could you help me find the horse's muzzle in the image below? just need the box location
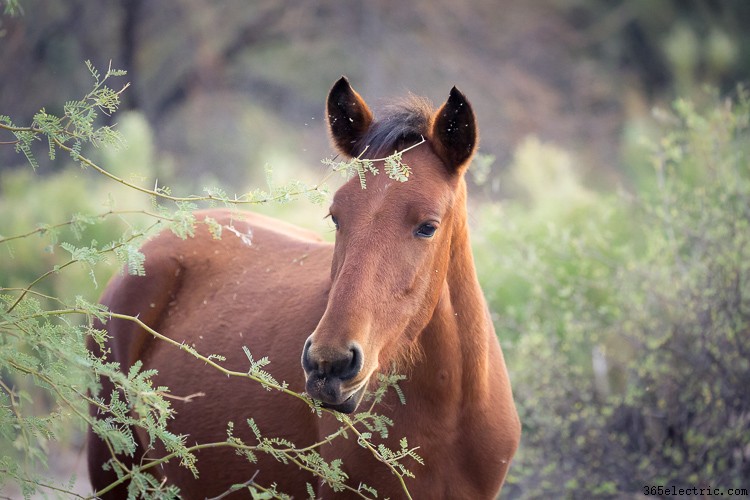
[302,337,365,413]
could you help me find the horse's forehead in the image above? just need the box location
[334,147,454,213]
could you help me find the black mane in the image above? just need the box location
[354,95,433,158]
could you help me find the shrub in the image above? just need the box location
[476,89,750,497]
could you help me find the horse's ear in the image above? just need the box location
[431,86,477,174]
[327,76,373,157]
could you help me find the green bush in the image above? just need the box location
[476,90,750,497]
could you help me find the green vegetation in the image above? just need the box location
[1,2,749,496]
[3,64,748,497]
[0,63,424,499]
[475,88,750,497]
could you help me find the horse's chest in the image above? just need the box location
[318,400,482,498]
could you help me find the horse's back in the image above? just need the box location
[89,209,333,498]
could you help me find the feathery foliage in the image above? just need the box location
[0,61,422,498]
[321,138,424,189]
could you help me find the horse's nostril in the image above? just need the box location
[301,337,315,373]
[345,344,363,380]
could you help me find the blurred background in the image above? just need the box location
[1,0,749,498]
[2,0,747,190]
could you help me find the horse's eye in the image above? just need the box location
[331,215,339,230]
[415,223,437,238]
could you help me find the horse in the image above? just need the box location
[87,77,521,499]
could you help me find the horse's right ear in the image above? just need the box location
[327,77,373,157]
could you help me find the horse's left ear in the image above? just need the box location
[327,76,373,158]
[431,86,477,174]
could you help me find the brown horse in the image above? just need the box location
[88,77,520,499]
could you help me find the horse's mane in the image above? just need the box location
[354,95,434,158]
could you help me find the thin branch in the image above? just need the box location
[205,470,260,500]
[4,259,79,313]
[158,390,205,403]
[53,134,326,204]
[0,469,87,499]
[0,122,425,208]
[0,288,70,307]
[0,209,172,245]
[4,221,161,314]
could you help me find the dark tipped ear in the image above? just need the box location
[327,76,373,157]
[431,86,477,173]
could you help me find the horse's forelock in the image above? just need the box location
[354,95,434,158]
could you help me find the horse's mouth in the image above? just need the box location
[319,384,367,414]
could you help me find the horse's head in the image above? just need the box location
[302,77,477,413]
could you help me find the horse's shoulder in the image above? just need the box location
[96,244,184,369]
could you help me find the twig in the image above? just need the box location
[0,288,70,307]
[159,390,205,403]
[4,221,161,313]
[205,470,260,500]
[0,209,172,245]
[0,469,88,499]
[4,259,78,313]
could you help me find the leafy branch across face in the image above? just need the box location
[321,138,424,190]
[0,61,420,210]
